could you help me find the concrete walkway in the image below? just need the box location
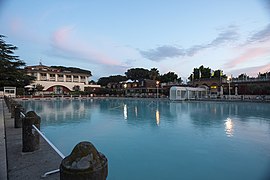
[1,99,63,180]
[0,99,7,180]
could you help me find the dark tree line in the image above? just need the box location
[0,35,35,89]
[188,65,227,81]
[97,67,182,86]
[51,66,92,76]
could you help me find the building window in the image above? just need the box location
[40,73,47,81]
[73,75,79,82]
[66,75,72,82]
[58,74,64,82]
[80,76,86,82]
[49,74,56,81]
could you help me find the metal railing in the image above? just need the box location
[31,125,65,159]
[20,111,65,177]
[32,125,65,178]
[20,112,25,118]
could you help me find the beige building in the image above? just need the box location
[25,65,100,94]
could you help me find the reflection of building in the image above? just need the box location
[22,100,89,123]
[25,64,100,94]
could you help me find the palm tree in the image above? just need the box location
[149,68,160,80]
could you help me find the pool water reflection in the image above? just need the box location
[22,99,270,180]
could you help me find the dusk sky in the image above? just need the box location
[1,0,270,81]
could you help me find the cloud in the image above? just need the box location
[209,29,238,46]
[246,23,270,44]
[224,47,270,68]
[10,17,23,33]
[185,45,207,56]
[139,45,185,61]
[139,28,238,61]
[186,29,238,56]
[229,62,270,77]
[223,23,270,71]
[6,17,45,45]
[49,26,128,68]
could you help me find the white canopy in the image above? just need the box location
[24,85,34,89]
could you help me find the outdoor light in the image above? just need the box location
[123,83,127,96]
[156,81,160,98]
[227,75,232,99]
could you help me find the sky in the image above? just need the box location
[0,0,270,81]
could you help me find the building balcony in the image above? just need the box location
[73,78,79,82]
[58,78,64,82]
[66,78,72,82]
[49,77,56,81]
[40,77,47,81]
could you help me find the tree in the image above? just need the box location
[89,80,97,84]
[51,66,92,76]
[108,75,127,83]
[0,35,35,89]
[149,68,160,80]
[97,77,111,87]
[125,68,150,80]
[189,65,224,81]
[35,84,44,91]
[198,65,211,78]
[72,85,80,91]
[238,73,248,80]
[177,77,183,84]
[257,72,270,79]
[212,70,226,79]
[97,75,127,86]
[159,72,178,83]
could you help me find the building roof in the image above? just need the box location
[25,65,92,76]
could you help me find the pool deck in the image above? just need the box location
[0,99,62,180]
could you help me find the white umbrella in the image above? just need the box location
[24,85,34,89]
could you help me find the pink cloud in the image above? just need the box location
[51,27,125,67]
[10,17,23,33]
[256,63,270,73]
[229,63,270,77]
[7,17,45,45]
[224,47,270,68]
[52,26,73,45]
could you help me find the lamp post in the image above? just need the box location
[123,83,127,97]
[227,75,232,100]
[156,81,160,98]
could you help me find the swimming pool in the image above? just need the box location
[22,99,270,180]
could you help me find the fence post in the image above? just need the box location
[22,111,41,152]
[6,97,12,111]
[60,141,108,180]
[10,101,18,118]
[14,104,25,128]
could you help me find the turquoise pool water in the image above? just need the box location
[22,99,270,180]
